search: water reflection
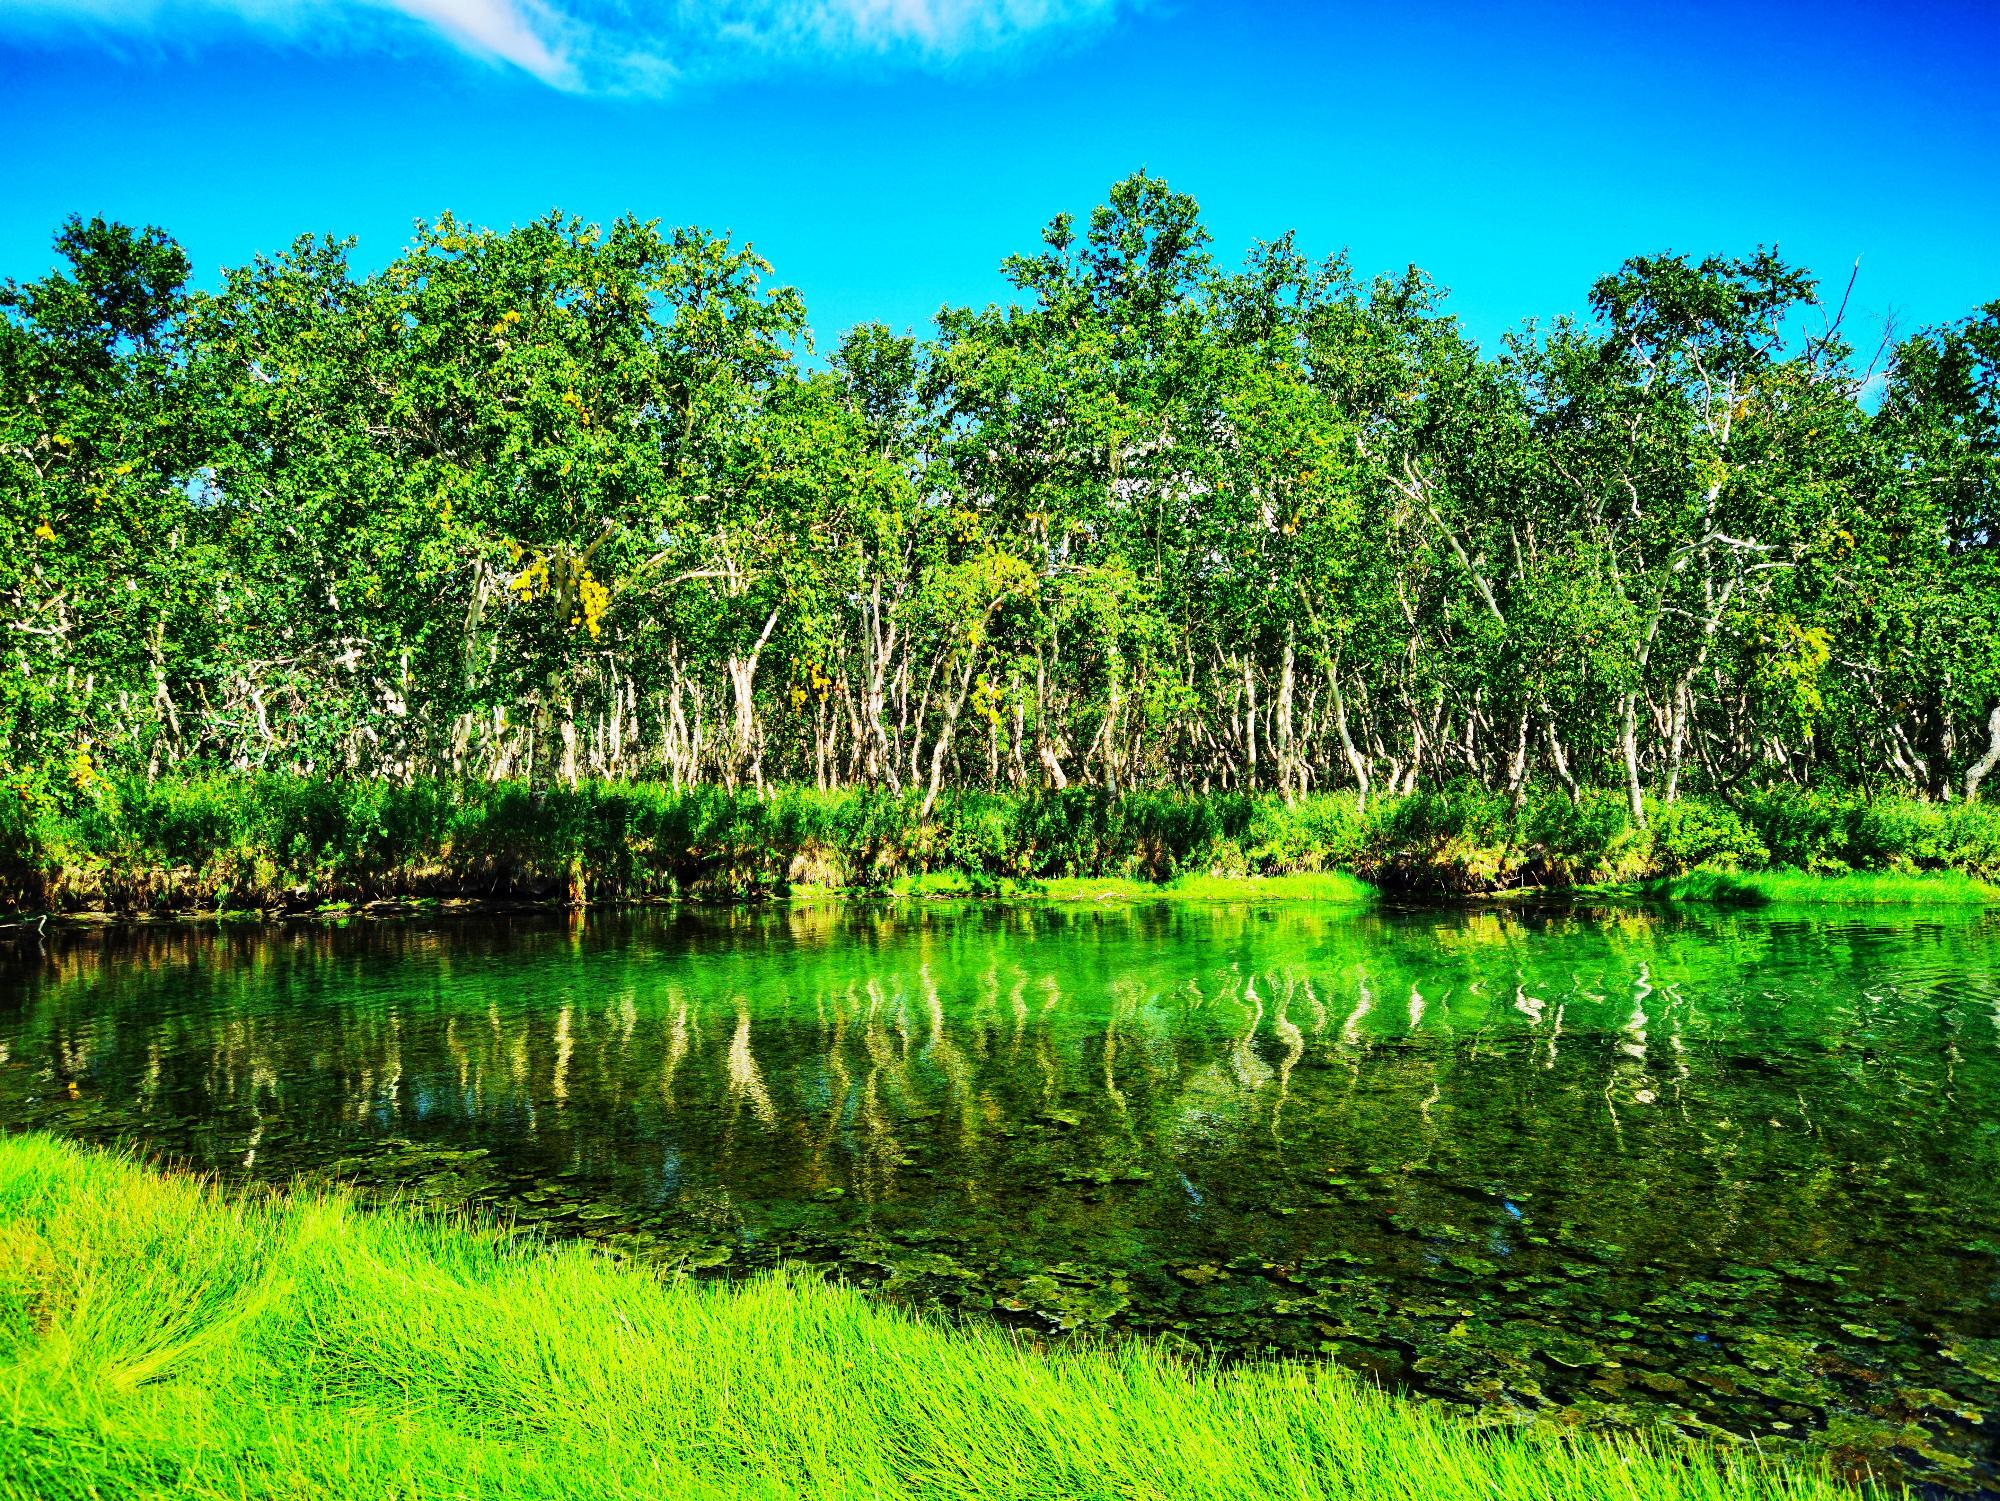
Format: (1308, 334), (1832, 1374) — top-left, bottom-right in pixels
(2, 902), (1998, 1490)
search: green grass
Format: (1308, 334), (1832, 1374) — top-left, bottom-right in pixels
(6, 773), (1999, 914)
(1719, 870), (2000, 905)
(1582, 869), (2000, 907)
(883, 868), (1035, 898)
(883, 870), (1377, 903)
(0, 1134), (1874, 1501)
(1038, 871), (1378, 903)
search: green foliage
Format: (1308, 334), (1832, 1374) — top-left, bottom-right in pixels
(8, 776), (1998, 914)
(1735, 789), (1861, 873)
(1636, 868), (2000, 906)
(0, 1134), (1876, 1501)
(1517, 791), (1648, 884)
(1650, 798), (1769, 873)
(1245, 795), (1370, 873)
(3, 183), (1994, 812)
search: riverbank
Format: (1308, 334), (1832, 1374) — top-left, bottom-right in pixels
(876, 870), (1381, 902)
(3, 775), (1998, 916)
(0, 1134), (1872, 1501)
(884, 869), (2000, 908)
(1579, 869), (2000, 907)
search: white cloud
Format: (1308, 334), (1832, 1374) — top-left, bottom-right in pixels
(370, 0), (572, 84)
(0, 0), (576, 84)
(0, 0), (1122, 91)
(699, 0), (1119, 59)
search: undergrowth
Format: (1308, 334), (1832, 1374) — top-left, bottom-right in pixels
(1, 774), (1997, 913)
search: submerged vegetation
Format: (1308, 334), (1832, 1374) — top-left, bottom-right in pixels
(0, 1134), (1882, 1501)
(3, 774), (1998, 912)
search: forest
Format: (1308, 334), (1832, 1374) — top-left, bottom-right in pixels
(6, 158), (2000, 1501)
(2, 173), (1997, 826)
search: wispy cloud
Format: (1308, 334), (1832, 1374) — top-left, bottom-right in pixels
(373, 0), (572, 83)
(701, 0), (1119, 60)
(0, 0), (1123, 91)
(0, 0), (576, 84)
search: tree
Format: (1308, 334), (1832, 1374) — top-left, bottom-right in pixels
(0, 186), (1992, 810)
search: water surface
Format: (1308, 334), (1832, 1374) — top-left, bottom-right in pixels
(3, 902), (1997, 1490)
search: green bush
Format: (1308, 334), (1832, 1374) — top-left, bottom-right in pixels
(1649, 798), (1768, 873)
(1934, 803), (2000, 879)
(4, 774), (1998, 913)
(1246, 794), (1367, 874)
(1516, 790), (1639, 883)
(1736, 789), (1852, 872)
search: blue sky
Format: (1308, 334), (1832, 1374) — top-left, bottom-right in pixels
(1, 0), (1995, 351)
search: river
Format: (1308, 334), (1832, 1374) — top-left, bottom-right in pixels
(3, 900), (1996, 1490)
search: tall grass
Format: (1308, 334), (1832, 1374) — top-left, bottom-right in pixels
(1633, 869), (2000, 906)
(2, 774), (1998, 913)
(883, 871), (1378, 902)
(0, 1135), (1877, 1501)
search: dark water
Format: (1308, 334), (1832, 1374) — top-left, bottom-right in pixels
(3, 902), (1998, 1490)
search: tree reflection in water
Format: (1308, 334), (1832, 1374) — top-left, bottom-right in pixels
(2, 901), (1997, 1490)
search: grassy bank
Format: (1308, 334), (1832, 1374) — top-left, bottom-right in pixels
(879, 870), (1380, 903)
(0, 1134), (1875, 1501)
(3, 774), (1999, 915)
(1577, 869), (2000, 907)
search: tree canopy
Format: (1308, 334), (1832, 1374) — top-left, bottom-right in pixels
(3, 180), (1996, 805)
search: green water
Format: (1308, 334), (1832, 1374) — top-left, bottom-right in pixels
(3, 902), (1998, 1490)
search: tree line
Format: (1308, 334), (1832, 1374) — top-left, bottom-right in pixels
(3, 173), (1996, 818)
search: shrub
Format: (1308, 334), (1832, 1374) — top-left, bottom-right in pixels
(1246, 794), (1367, 874)
(1737, 789), (1852, 872)
(1649, 798), (1768, 873)
(5, 774), (1999, 914)
(1516, 789), (1640, 884)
